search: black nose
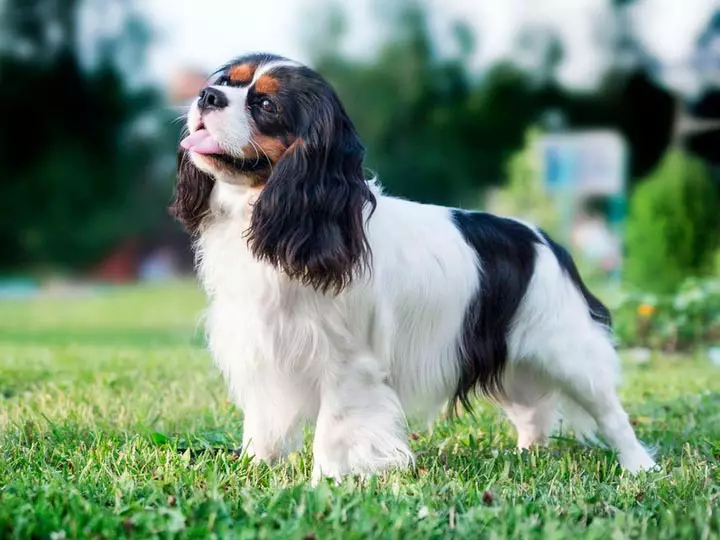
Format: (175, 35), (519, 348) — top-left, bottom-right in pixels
(198, 87), (228, 111)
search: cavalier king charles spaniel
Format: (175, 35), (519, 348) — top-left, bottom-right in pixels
(171, 53), (656, 482)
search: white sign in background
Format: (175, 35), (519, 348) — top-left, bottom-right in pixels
(535, 130), (628, 281)
(536, 130), (628, 197)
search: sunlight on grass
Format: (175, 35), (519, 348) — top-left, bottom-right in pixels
(1, 282), (718, 538)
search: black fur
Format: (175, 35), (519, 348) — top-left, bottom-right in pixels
(450, 211), (540, 409)
(212, 152), (272, 173)
(170, 150), (214, 234)
(450, 211), (612, 411)
(538, 231), (612, 328)
(246, 66), (376, 295)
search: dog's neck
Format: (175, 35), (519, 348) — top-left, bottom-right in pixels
(209, 176), (264, 225)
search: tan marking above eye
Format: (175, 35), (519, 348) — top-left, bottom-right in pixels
(229, 64), (256, 84)
(254, 75), (280, 94)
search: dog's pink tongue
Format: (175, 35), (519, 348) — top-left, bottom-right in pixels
(180, 129), (222, 154)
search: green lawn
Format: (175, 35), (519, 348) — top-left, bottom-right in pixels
(1, 282), (718, 539)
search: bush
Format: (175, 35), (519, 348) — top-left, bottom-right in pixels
(486, 127), (561, 236)
(612, 276), (720, 351)
(624, 149), (720, 294)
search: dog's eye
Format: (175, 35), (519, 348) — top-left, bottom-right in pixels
(260, 99), (276, 113)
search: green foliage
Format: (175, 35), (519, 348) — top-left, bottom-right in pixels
(624, 149), (720, 293)
(612, 276), (720, 351)
(1, 283), (720, 538)
(486, 127), (560, 235)
(310, 4), (541, 206)
(0, 0), (168, 271)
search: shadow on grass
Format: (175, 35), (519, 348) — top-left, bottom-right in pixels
(0, 370), (55, 398)
(3, 420), (243, 464)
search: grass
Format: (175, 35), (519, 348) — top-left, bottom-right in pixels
(1, 281), (719, 539)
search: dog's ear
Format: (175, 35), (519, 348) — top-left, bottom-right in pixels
(170, 149), (214, 234)
(247, 83), (376, 294)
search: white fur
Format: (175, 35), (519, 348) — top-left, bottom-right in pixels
(195, 178), (656, 482)
(252, 60), (302, 81)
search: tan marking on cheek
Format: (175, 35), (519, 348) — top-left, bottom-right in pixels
(229, 64), (256, 84)
(244, 135), (290, 162)
(254, 75), (280, 94)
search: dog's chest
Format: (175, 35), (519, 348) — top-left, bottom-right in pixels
(197, 217), (272, 304)
(197, 217), (337, 374)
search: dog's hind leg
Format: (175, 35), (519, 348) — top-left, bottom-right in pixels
(509, 246), (656, 473)
(537, 332), (656, 473)
(500, 365), (557, 449)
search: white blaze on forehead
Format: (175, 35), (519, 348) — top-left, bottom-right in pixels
(251, 60), (303, 84)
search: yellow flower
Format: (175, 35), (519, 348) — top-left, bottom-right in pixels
(637, 304), (655, 317)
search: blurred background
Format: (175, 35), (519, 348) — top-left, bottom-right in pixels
(0, 0), (718, 352)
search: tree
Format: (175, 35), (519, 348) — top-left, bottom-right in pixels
(685, 9), (720, 170)
(0, 0), (164, 271)
(308, 2), (541, 206)
(625, 150), (720, 293)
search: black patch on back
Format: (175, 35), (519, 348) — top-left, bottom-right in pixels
(450, 210), (539, 410)
(537, 230), (612, 328)
(449, 211), (612, 412)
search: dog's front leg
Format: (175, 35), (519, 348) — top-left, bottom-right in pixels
(311, 354), (414, 484)
(238, 373), (317, 464)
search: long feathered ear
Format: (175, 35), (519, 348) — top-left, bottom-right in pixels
(247, 87), (376, 295)
(170, 149), (214, 234)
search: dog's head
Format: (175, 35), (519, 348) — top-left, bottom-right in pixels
(170, 53), (376, 293)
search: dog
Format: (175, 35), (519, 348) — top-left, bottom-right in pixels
(171, 53), (656, 482)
